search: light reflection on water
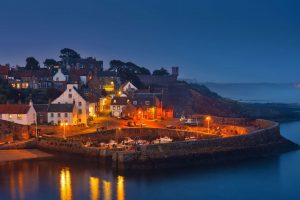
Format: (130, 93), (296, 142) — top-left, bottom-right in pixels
(0, 160), (126, 200)
(0, 121), (299, 200)
(60, 168), (72, 200)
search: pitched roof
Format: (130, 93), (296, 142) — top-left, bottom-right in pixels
(111, 97), (130, 106)
(33, 104), (49, 112)
(0, 104), (31, 114)
(9, 68), (51, 78)
(48, 104), (74, 113)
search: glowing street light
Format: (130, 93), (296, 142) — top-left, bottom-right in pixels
(206, 116), (211, 134)
(61, 122), (68, 139)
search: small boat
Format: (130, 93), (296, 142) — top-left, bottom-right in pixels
(122, 137), (135, 145)
(135, 139), (149, 145)
(108, 140), (117, 148)
(153, 136), (173, 144)
(185, 136), (197, 141)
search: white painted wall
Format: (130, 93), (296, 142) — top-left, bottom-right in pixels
(47, 111), (76, 125)
(51, 84), (89, 125)
(0, 106), (36, 125)
(110, 105), (126, 117)
(122, 82), (137, 92)
(53, 68), (67, 82)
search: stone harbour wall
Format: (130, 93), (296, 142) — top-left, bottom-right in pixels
(112, 119), (299, 170)
(37, 136), (114, 162)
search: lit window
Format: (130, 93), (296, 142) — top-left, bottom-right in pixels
(113, 106), (116, 110)
(145, 101), (150, 106)
(58, 113), (61, 117)
(9, 114), (12, 119)
(117, 106), (120, 110)
(17, 114), (22, 119)
(78, 102), (82, 106)
(113, 100), (116, 103)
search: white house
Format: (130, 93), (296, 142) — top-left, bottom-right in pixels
(53, 68), (68, 82)
(120, 81), (138, 93)
(47, 104), (77, 125)
(0, 103), (36, 125)
(51, 84), (89, 125)
(110, 96), (130, 117)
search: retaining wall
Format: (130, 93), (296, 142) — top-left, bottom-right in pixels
(112, 119), (299, 170)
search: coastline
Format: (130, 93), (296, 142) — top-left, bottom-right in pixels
(0, 149), (53, 163)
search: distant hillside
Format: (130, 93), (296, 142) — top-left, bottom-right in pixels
(188, 83), (300, 121)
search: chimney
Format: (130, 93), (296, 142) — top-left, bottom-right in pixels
(171, 66), (179, 77)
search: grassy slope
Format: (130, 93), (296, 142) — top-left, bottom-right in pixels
(189, 83), (300, 121)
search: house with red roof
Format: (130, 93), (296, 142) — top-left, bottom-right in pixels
(0, 102), (37, 125)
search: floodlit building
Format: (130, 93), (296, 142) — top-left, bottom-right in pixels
(47, 104), (77, 125)
(51, 84), (89, 125)
(0, 103), (36, 125)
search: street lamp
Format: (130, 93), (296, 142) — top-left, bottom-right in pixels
(61, 122), (68, 139)
(206, 116), (211, 134)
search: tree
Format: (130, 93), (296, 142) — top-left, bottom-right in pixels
(152, 68), (170, 76)
(139, 67), (151, 75)
(25, 57), (40, 70)
(59, 48), (80, 59)
(43, 58), (59, 68)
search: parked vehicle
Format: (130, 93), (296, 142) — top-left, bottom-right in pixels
(121, 137), (135, 145)
(185, 136), (197, 141)
(153, 136), (173, 144)
(184, 118), (199, 126)
(166, 125), (176, 129)
(127, 121), (136, 127)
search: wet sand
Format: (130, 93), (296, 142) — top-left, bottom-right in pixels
(0, 149), (53, 163)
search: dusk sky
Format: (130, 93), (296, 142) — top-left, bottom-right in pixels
(1, 0), (300, 83)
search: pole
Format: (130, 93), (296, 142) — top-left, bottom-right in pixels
(35, 114), (38, 139)
(64, 123), (66, 139)
(207, 120), (210, 134)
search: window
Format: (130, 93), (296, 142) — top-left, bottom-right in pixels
(9, 114), (12, 119)
(58, 113), (61, 117)
(117, 106), (120, 110)
(68, 94), (72, 98)
(17, 114), (22, 119)
(145, 101), (150, 106)
(51, 113), (54, 117)
(113, 106), (116, 110)
(78, 118), (81, 123)
(58, 102), (61, 104)
(113, 100), (116, 103)
(78, 109), (82, 114)
(65, 113), (68, 117)
(69, 89), (72, 92)
(56, 77), (59, 81)
(78, 102), (82, 106)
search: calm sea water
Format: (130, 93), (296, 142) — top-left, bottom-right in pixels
(0, 122), (299, 200)
(0, 84), (300, 200)
(204, 83), (300, 103)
